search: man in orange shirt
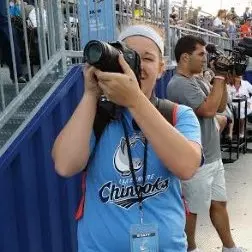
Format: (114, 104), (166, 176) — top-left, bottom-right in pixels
(240, 17), (252, 37)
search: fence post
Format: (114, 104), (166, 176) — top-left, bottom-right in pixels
(55, 0), (67, 74)
(6, 0), (19, 93)
(164, 0), (171, 65)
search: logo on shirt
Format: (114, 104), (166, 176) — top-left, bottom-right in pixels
(98, 133), (170, 209)
(99, 178), (170, 209)
(113, 134), (144, 176)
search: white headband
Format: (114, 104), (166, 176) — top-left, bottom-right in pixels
(118, 25), (164, 56)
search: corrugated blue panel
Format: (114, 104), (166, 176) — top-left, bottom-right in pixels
(155, 69), (176, 98)
(243, 71), (252, 83)
(0, 65), (183, 252)
(0, 66), (84, 252)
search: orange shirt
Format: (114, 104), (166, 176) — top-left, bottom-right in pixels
(240, 23), (251, 37)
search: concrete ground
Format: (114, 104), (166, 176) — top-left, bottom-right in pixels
(197, 142), (252, 252)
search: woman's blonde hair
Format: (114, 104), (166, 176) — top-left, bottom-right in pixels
(217, 9), (225, 17)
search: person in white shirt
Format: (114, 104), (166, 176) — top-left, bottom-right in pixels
(213, 9), (227, 36)
(227, 75), (252, 138)
(243, 7), (251, 21)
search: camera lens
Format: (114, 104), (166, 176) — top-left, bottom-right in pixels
(84, 41), (103, 64)
(84, 40), (122, 72)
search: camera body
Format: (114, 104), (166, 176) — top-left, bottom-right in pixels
(83, 40), (141, 83)
(206, 37), (252, 76)
(83, 40), (141, 119)
(227, 46), (248, 76)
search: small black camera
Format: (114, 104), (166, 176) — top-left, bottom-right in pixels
(83, 40), (141, 83)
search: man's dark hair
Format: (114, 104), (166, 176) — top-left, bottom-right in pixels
(174, 35), (206, 62)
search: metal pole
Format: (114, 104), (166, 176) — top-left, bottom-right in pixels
(119, 0), (123, 30)
(56, 0), (67, 74)
(6, 0), (19, 94)
(181, 0), (187, 21)
(73, 0), (80, 51)
(65, 0), (73, 51)
(164, 0), (171, 64)
(47, 0), (57, 56)
(0, 73), (6, 110)
(20, 0), (32, 81)
(38, 0), (48, 64)
(94, 0), (99, 38)
(34, 0), (43, 67)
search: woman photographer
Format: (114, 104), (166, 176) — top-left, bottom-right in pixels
(52, 25), (203, 251)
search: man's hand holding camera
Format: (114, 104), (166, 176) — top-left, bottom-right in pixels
(213, 55), (233, 77)
(94, 54), (142, 108)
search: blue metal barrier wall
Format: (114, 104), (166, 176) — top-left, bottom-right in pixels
(0, 66), (85, 252)
(243, 71), (252, 83)
(0, 66), (174, 252)
(155, 69), (176, 98)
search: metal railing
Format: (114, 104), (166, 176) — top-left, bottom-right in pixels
(0, 0), (234, 142)
(184, 22), (221, 36)
(168, 25), (233, 63)
(0, 0), (66, 127)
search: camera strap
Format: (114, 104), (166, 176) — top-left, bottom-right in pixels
(121, 117), (148, 224)
(75, 98), (178, 221)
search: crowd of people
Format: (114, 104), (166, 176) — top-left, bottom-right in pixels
(0, 0), (46, 83)
(170, 5), (252, 41)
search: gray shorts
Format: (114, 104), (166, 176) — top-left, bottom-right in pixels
(182, 159), (227, 214)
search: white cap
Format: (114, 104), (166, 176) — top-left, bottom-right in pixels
(118, 25), (164, 56)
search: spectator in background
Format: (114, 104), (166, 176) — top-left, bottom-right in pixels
(171, 6), (178, 17)
(9, 0), (21, 17)
(240, 17), (252, 38)
(22, 2), (47, 29)
(0, 0), (26, 83)
(228, 75), (252, 139)
(213, 9), (227, 37)
(226, 14), (237, 45)
(229, 7), (237, 17)
(223, 9), (228, 24)
(170, 6), (179, 24)
(187, 6), (201, 26)
(243, 7), (251, 21)
(9, 1), (47, 67)
(167, 35), (245, 252)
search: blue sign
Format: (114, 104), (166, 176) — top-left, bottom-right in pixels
(78, 0), (117, 49)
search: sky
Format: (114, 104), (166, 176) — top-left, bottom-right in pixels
(190, 0), (252, 16)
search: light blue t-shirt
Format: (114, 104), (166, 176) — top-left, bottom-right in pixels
(78, 105), (201, 252)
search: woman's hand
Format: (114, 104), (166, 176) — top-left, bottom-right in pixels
(83, 64), (102, 99)
(94, 54), (142, 108)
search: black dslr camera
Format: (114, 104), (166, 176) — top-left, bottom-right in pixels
(83, 40), (141, 82)
(83, 40), (141, 119)
(206, 37), (252, 76)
